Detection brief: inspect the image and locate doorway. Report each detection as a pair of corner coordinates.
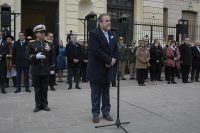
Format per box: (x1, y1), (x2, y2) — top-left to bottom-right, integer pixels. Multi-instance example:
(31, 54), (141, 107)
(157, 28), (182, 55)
(21, 0), (59, 40)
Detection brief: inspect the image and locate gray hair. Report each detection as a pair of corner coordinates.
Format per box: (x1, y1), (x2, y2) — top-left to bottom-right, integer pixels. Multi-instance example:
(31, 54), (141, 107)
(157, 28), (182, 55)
(97, 13), (110, 23)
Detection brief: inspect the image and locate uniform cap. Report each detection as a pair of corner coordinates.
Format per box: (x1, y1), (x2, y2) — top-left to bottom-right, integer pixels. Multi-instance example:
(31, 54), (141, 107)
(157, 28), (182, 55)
(33, 24), (46, 32)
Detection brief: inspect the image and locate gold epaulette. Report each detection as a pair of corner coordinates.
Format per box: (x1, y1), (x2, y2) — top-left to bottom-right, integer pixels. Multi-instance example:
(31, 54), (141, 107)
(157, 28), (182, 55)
(46, 40), (52, 43)
(29, 40), (35, 43)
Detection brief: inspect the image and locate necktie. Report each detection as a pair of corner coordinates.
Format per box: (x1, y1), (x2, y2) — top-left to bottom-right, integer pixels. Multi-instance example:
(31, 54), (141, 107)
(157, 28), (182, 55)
(21, 41), (23, 46)
(103, 31), (109, 44)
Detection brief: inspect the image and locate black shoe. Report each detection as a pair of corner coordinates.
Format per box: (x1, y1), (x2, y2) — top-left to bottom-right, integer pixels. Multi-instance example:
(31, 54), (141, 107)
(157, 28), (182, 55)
(103, 114), (113, 121)
(157, 79), (163, 81)
(112, 84), (117, 87)
(43, 106), (51, 111)
(121, 78), (126, 80)
(75, 86), (81, 89)
(167, 81), (171, 84)
(54, 83), (57, 86)
(68, 86), (72, 90)
(92, 116), (99, 123)
(195, 80), (200, 82)
(1, 90), (7, 94)
(112, 82), (117, 87)
(171, 81), (177, 84)
(25, 88), (31, 93)
(14, 88), (21, 93)
(50, 86), (56, 91)
(130, 78), (135, 80)
(33, 108), (40, 113)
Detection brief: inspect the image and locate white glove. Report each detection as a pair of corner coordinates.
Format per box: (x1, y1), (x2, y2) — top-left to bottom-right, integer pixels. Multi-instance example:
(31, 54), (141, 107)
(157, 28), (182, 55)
(36, 52), (46, 59)
(50, 71), (55, 75)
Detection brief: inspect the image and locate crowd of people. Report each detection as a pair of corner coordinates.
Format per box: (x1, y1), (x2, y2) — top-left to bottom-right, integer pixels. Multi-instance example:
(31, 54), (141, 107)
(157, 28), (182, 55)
(0, 31), (200, 92)
(0, 13), (200, 123)
(127, 37), (199, 86)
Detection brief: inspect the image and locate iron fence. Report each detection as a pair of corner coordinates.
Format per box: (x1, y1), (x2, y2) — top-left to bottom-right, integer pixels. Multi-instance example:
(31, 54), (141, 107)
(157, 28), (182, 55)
(133, 21), (200, 46)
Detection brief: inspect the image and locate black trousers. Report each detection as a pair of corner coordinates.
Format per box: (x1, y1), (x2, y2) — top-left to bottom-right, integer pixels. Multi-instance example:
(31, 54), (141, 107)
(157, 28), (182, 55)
(165, 66), (170, 81)
(49, 74), (56, 86)
(81, 63), (87, 81)
(137, 69), (146, 85)
(68, 67), (80, 86)
(181, 65), (190, 82)
(191, 67), (200, 81)
(168, 66), (176, 82)
(32, 75), (49, 108)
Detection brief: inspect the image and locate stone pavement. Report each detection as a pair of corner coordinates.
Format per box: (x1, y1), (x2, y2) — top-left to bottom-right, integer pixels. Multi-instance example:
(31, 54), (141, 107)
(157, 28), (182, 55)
(0, 77), (200, 133)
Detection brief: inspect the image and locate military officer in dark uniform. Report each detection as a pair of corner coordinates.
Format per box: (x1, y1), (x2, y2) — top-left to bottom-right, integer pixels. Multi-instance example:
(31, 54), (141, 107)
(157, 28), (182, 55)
(26, 25), (55, 112)
(0, 31), (9, 93)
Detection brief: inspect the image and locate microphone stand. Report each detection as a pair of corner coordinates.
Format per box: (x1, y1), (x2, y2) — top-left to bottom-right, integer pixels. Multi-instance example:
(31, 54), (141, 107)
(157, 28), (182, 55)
(95, 62), (130, 133)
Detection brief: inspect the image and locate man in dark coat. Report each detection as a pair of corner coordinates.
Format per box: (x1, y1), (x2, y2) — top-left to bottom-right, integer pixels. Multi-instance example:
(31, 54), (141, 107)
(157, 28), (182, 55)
(128, 40), (136, 80)
(12, 32), (31, 93)
(118, 36), (127, 80)
(26, 24), (55, 112)
(191, 41), (200, 82)
(65, 34), (82, 90)
(81, 42), (88, 82)
(0, 31), (9, 93)
(47, 32), (57, 91)
(86, 13), (118, 123)
(179, 38), (192, 83)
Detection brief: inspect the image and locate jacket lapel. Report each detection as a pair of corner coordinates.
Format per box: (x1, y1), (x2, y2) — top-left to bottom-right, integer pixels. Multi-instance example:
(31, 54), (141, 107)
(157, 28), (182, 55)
(97, 28), (110, 47)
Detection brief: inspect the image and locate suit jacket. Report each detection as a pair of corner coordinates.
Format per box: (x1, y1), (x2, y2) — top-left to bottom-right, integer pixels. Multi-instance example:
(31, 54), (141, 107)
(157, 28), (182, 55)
(12, 39), (30, 67)
(192, 45), (200, 68)
(86, 28), (118, 84)
(128, 47), (136, 63)
(118, 43), (127, 61)
(65, 42), (82, 69)
(0, 41), (9, 81)
(25, 40), (55, 76)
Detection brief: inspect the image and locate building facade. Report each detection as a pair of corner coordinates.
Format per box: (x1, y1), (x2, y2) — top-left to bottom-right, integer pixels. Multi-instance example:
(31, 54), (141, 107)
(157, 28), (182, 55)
(1, 0), (200, 44)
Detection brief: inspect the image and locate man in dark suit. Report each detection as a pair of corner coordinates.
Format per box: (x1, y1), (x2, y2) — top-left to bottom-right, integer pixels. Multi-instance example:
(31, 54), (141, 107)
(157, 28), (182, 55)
(66, 30), (73, 44)
(179, 38), (192, 83)
(26, 24), (55, 112)
(86, 13), (118, 123)
(191, 41), (200, 82)
(12, 32), (31, 93)
(0, 31), (9, 93)
(65, 34), (82, 90)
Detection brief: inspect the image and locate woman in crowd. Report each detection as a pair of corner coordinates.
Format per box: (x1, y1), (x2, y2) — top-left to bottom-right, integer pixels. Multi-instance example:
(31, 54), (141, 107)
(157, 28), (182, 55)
(149, 41), (163, 84)
(56, 40), (66, 82)
(5, 35), (16, 88)
(165, 40), (180, 84)
(135, 41), (150, 86)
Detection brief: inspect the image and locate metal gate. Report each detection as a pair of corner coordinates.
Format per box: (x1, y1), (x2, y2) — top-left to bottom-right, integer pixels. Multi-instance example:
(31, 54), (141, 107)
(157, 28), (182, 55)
(133, 21), (177, 46)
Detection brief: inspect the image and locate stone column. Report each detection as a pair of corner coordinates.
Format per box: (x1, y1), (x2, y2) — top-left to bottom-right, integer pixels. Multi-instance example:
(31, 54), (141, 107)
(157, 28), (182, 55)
(59, 0), (66, 44)
(14, 0), (21, 39)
